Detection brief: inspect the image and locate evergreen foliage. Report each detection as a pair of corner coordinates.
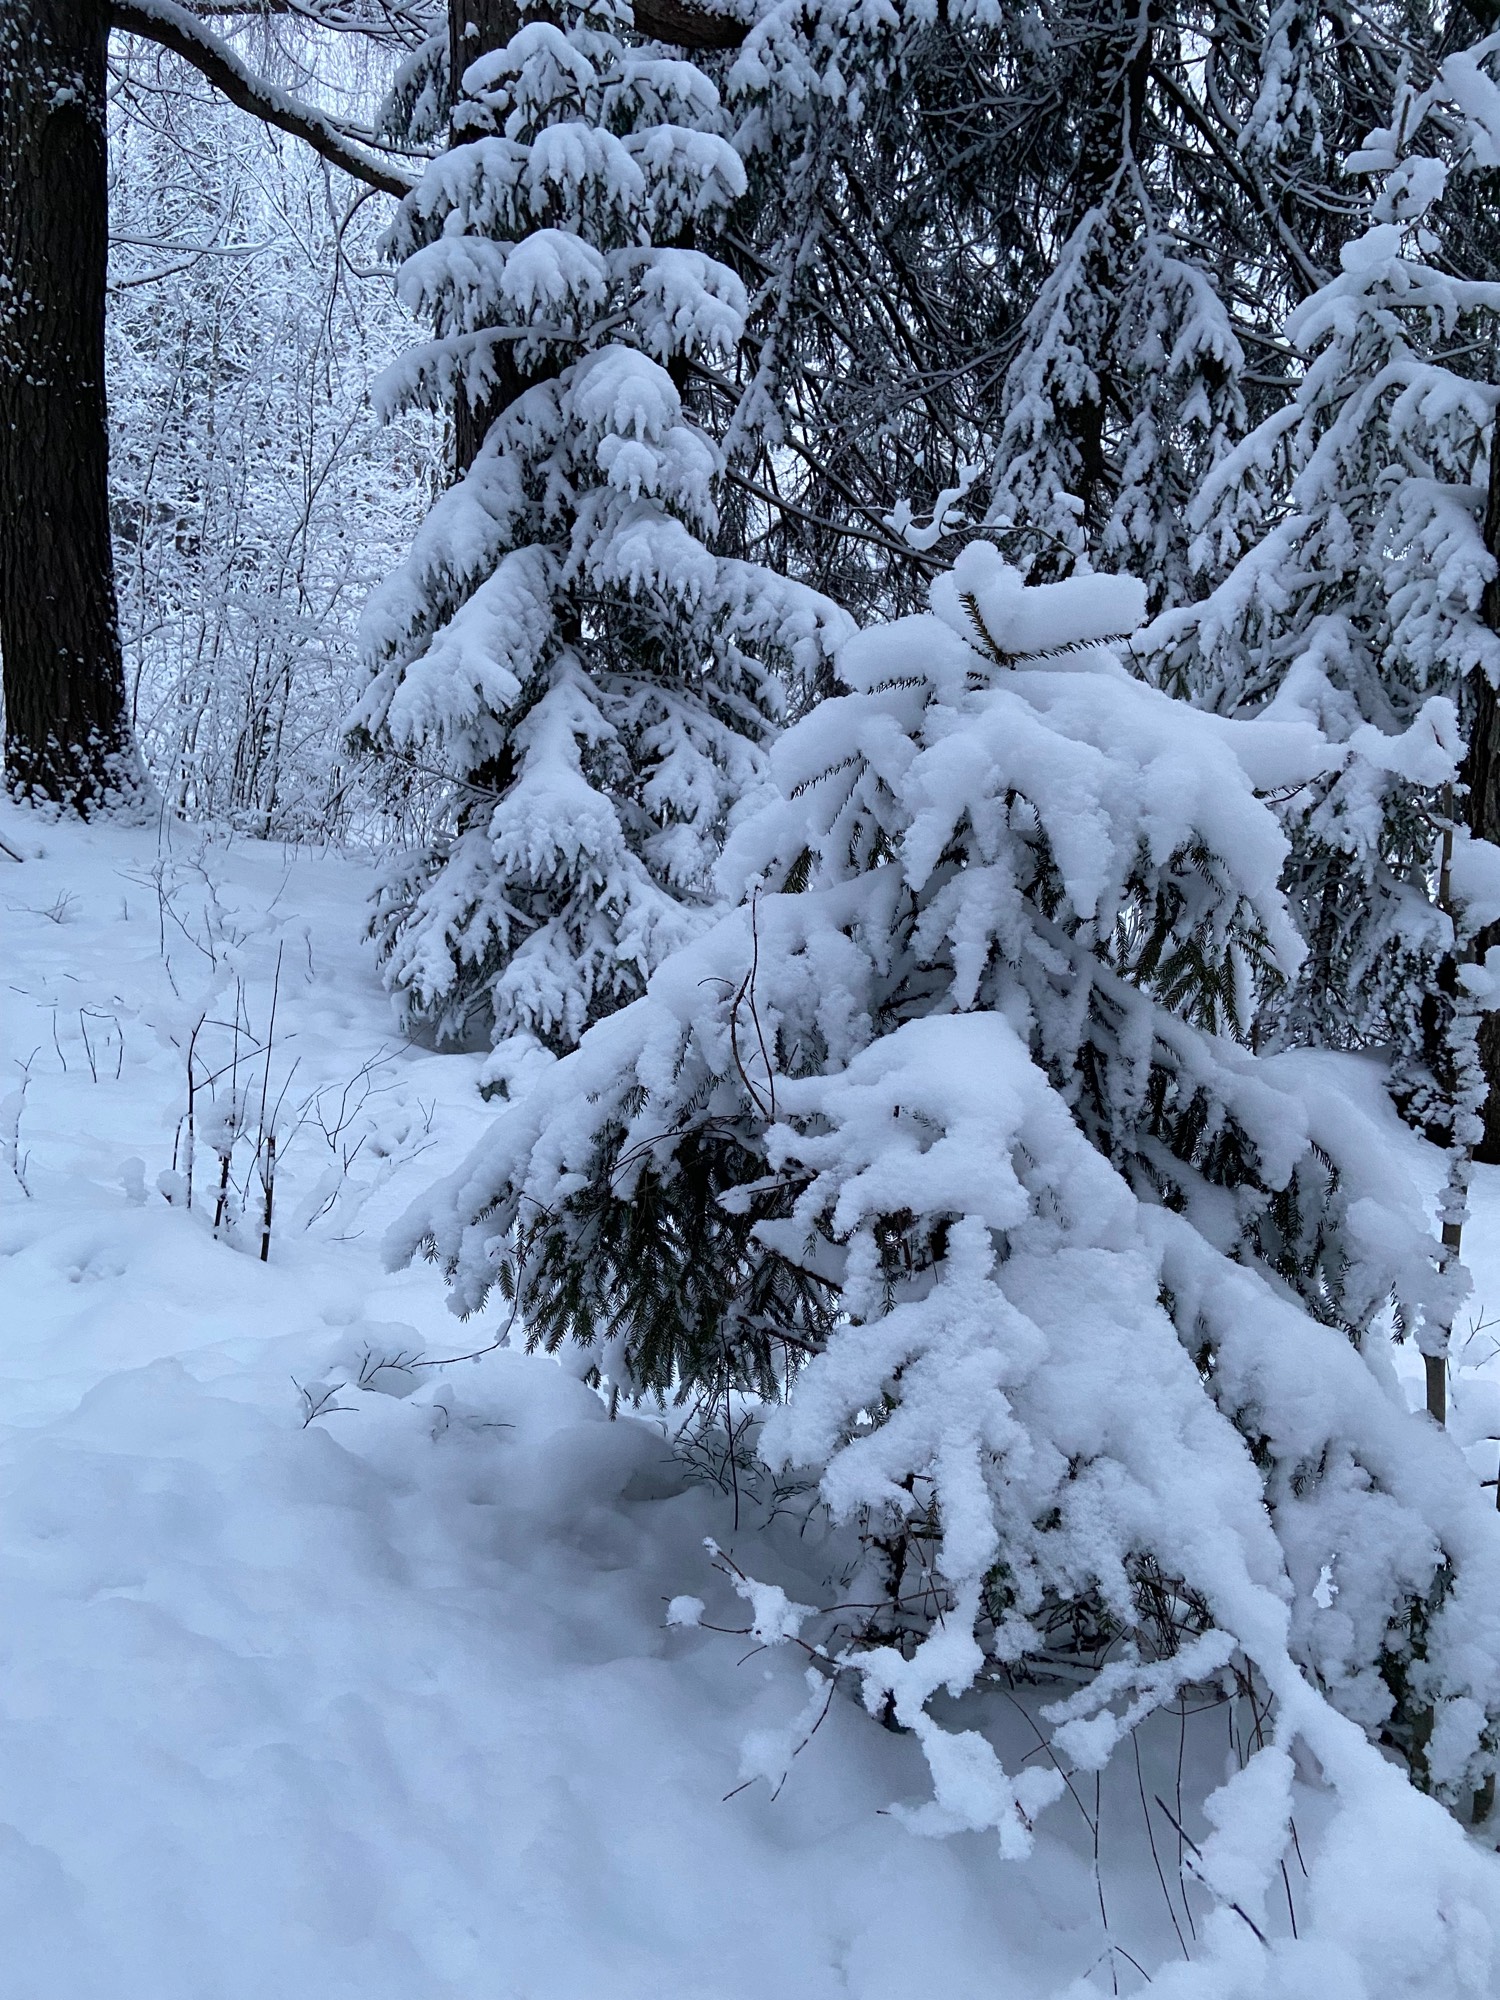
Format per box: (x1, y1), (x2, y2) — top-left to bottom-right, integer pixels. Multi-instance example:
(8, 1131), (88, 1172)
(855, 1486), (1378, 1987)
(707, 0), (1423, 610)
(1151, 33), (1500, 1078)
(980, 0), (1438, 596)
(352, 0), (847, 1051)
(393, 555), (1500, 1853)
(355, 3), (1475, 1051)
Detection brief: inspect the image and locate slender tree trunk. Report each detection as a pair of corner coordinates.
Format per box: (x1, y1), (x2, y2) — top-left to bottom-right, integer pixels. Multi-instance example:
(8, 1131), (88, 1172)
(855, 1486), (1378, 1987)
(0, 0), (141, 810)
(1465, 436), (1500, 1160)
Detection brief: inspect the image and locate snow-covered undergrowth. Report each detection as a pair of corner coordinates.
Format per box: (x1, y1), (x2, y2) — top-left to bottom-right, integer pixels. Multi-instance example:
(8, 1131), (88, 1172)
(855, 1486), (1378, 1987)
(4, 798), (1500, 1998)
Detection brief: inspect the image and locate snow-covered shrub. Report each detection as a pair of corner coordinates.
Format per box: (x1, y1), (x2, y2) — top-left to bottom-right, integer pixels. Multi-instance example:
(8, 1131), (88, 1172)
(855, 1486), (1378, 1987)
(352, 0), (847, 1052)
(393, 552), (1500, 1913)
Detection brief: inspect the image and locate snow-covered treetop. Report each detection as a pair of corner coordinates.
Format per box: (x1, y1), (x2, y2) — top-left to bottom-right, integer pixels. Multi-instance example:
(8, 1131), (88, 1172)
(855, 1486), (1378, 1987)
(1160, 29), (1500, 710)
(720, 545), (1310, 1039)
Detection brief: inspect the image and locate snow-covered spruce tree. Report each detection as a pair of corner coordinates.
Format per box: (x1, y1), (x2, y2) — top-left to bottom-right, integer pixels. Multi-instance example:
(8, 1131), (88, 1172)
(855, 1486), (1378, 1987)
(351, 0), (848, 1052)
(986, 171), (1249, 605)
(1149, 31), (1500, 1403)
(982, 0), (1415, 601)
(394, 554), (1500, 1947)
(1152, 31), (1500, 1055)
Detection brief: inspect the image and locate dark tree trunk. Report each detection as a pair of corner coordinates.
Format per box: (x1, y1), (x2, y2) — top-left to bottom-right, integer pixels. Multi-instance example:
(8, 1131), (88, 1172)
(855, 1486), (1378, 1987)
(0, 0), (140, 811)
(448, 0), (522, 99)
(449, 0), (522, 477)
(1465, 438), (1500, 1160)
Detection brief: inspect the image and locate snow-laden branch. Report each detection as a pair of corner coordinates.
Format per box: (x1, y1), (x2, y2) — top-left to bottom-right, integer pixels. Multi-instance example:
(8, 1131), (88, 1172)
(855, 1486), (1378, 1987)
(112, 0), (749, 207)
(184, 0), (432, 39)
(110, 0), (417, 199)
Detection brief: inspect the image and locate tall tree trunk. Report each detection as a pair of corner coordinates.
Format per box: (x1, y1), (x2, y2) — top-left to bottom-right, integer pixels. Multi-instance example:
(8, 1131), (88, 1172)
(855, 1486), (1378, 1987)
(0, 0), (140, 811)
(1045, 0), (1158, 557)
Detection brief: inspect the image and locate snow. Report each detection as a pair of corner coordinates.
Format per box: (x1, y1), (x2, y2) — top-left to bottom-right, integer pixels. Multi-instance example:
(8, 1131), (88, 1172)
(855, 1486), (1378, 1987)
(2, 796), (1496, 2000)
(1, 798), (1359, 1999)
(930, 545), (1148, 658)
(1451, 829), (1500, 932)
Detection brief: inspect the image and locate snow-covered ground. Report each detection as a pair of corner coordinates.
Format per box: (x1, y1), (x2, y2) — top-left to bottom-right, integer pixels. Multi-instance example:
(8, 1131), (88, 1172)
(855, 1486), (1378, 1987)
(2, 801), (1498, 1998)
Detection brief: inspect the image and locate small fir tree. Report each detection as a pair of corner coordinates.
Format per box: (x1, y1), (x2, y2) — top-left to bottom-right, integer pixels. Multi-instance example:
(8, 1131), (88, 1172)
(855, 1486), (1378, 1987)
(393, 555), (1500, 1952)
(1149, 28), (1500, 1408)
(352, 0), (847, 1053)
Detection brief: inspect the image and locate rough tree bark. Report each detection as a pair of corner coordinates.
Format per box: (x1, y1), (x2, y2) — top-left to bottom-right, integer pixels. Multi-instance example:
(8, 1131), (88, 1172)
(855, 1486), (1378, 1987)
(0, 0), (141, 811)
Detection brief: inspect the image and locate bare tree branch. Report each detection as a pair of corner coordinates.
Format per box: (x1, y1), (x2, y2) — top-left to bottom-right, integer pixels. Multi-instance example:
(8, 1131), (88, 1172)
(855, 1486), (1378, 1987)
(110, 0), (416, 197)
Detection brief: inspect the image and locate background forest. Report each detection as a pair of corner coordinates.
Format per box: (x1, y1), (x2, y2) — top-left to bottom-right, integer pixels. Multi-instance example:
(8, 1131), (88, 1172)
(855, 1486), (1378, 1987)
(7, 1), (1500, 1995)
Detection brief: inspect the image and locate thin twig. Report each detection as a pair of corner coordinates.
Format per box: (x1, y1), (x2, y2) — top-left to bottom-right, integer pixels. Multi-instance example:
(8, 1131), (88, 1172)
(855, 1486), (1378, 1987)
(1154, 1795), (1267, 1946)
(1133, 1727), (1190, 1960)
